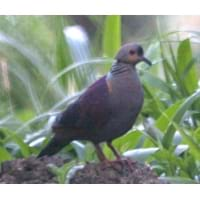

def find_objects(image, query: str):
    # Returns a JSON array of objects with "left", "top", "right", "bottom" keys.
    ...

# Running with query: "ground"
[
  {"left": 0, "top": 156, "right": 163, "bottom": 184},
  {"left": 69, "top": 159, "right": 161, "bottom": 184}
]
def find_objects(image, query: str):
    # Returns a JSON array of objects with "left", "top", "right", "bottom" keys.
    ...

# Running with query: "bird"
[{"left": 38, "top": 43, "right": 152, "bottom": 161}]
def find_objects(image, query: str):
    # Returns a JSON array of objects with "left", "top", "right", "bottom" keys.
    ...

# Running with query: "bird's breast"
[{"left": 107, "top": 71, "right": 144, "bottom": 118}]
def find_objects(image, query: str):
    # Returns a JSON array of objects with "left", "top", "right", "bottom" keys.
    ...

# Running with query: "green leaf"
[
  {"left": 103, "top": 130, "right": 142, "bottom": 159},
  {"left": 123, "top": 147, "right": 159, "bottom": 162},
  {"left": 113, "top": 130, "right": 143, "bottom": 153},
  {"left": 103, "top": 15, "right": 121, "bottom": 58},
  {"left": 162, "top": 90, "right": 200, "bottom": 148},
  {"left": 143, "top": 118, "right": 163, "bottom": 146},
  {"left": 174, "top": 125, "right": 200, "bottom": 160},
  {"left": 0, "top": 146, "right": 13, "bottom": 162},
  {"left": 177, "top": 39, "right": 198, "bottom": 94},
  {"left": 71, "top": 141, "right": 85, "bottom": 161},
  {"left": 141, "top": 71, "right": 177, "bottom": 97},
  {"left": 194, "top": 127, "right": 200, "bottom": 143},
  {"left": 53, "top": 16, "right": 72, "bottom": 88},
  {"left": 17, "top": 110, "right": 35, "bottom": 122},
  {"left": 142, "top": 83, "right": 165, "bottom": 118},
  {"left": 48, "top": 160, "right": 77, "bottom": 184},
  {"left": 156, "top": 100, "right": 183, "bottom": 133},
  {"left": 84, "top": 143, "right": 97, "bottom": 161},
  {"left": 54, "top": 16, "right": 71, "bottom": 72},
  {"left": 0, "top": 128, "right": 31, "bottom": 157}
]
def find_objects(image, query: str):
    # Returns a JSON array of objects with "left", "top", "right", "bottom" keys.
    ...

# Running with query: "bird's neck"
[{"left": 108, "top": 61, "right": 135, "bottom": 78}]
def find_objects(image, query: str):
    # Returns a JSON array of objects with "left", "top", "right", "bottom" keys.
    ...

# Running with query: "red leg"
[
  {"left": 94, "top": 144, "right": 107, "bottom": 162},
  {"left": 107, "top": 141, "right": 121, "bottom": 160},
  {"left": 94, "top": 143, "right": 135, "bottom": 172},
  {"left": 107, "top": 141, "right": 135, "bottom": 172}
]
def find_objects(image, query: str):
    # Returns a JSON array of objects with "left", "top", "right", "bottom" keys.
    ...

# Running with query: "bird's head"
[{"left": 115, "top": 43, "right": 152, "bottom": 66}]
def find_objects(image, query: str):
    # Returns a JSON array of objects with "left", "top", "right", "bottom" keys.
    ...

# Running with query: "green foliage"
[
  {"left": 177, "top": 39, "right": 198, "bottom": 94},
  {"left": 0, "top": 147, "right": 13, "bottom": 162},
  {"left": 103, "top": 15, "right": 121, "bottom": 58},
  {"left": 48, "top": 160, "right": 77, "bottom": 184},
  {"left": 162, "top": 90, "right": 200, "bottom": 148},
  {"left": 0, "top": 16, "right": 200, "bottom": 183}
]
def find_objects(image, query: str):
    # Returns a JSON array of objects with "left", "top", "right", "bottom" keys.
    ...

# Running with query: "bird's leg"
[
  {"left": 107, "top": 141, "right": 121, "bottom": 160},
  {"left": 94, "top": 143, "right": 119, "bottom": 171},
  {"left": 107, "top": 141, "right": 134, "bottom": 172},
  {"left": 94, "top": 143, "right": 121, "bottom": 172},
  {"left": 94, "top": 144, "right": 108, "bottom": 162}
]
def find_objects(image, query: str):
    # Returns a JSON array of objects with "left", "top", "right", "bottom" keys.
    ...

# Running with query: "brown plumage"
[{"left": 38, "top": 43, "right": 151, "bottom": 161}]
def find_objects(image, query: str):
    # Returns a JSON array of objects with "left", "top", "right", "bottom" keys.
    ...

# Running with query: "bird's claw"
[
  {"left": 99, "top": 157, "right": 135, "bottom": 173},
  {"left": 114, "top": 157, "right": 135, "bottom": 173}
]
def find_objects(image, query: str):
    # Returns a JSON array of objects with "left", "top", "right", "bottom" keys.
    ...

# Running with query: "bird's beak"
[{"left": 140, "top": 56, "right": 152, "bottom": 66}]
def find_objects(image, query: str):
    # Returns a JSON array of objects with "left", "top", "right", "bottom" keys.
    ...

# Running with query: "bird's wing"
[{"left": 53, "top": 76, "right": 112, "bottom": 132}]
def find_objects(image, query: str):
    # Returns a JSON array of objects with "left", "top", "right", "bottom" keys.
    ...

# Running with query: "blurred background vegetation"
[{"left": 0, "top": 15, "right": 200, "bottom": 183}]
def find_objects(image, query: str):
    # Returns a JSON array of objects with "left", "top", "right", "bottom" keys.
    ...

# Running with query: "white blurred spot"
[
  {"left": 29, "top": 137, "right": 46, "bottom": 147},
  {"left": 66, "top": 164, "right": 85, "bottom": 183},
  {"left": 64, "top": 25, "right": 90, "bottom": 62},
  {"left": 174, "top": 144, "right": 189, "bottom": 155}
]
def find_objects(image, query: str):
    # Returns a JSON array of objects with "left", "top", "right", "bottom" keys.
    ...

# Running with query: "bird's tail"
[{"left": 37, "top": 136, "right": 71, "bottom": 158}]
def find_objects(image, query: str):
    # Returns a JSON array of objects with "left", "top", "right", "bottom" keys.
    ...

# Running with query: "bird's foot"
[
  {"left": 98, "top": 158, "right": 122, "bottom": 173},
  {"left": 99, "top": 157, "right": 135, "bottom": 173},
  {"left": 113, "top": 157, "right": 136, "bottom": 173},
  {"left": 99, "top": 159, "right": 115, "bottom": 169}
]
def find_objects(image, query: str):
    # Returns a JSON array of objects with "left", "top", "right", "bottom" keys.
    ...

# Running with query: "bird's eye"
[{"left": 129, "top": 50, "right": 135, "bottom": 55}]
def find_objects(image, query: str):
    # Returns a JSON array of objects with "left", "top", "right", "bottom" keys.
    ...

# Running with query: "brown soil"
[
  {"left": 69, "top": 159, "right": 161, "bottom": 184},
  {"left": 0, "top": 156, "right": 66, "bottom": 184},
  {"left": 0, "top": 157, "right": 163, "bottom": 184}
]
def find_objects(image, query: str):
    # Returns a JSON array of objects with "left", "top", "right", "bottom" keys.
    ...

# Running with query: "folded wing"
[{"left": 53, "top": 76, "right": 112, "bottom": 135}]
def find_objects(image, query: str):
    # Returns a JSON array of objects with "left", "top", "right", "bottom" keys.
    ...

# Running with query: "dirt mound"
[
  {"left": 0, "top": 156, "right": 66, "bottom": 184},
  {"left": 0, "top": 157, "right": 162, "bottom": 184},
  {"left": 69, "top": 159, "right": 161, "bottom": 184}
]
